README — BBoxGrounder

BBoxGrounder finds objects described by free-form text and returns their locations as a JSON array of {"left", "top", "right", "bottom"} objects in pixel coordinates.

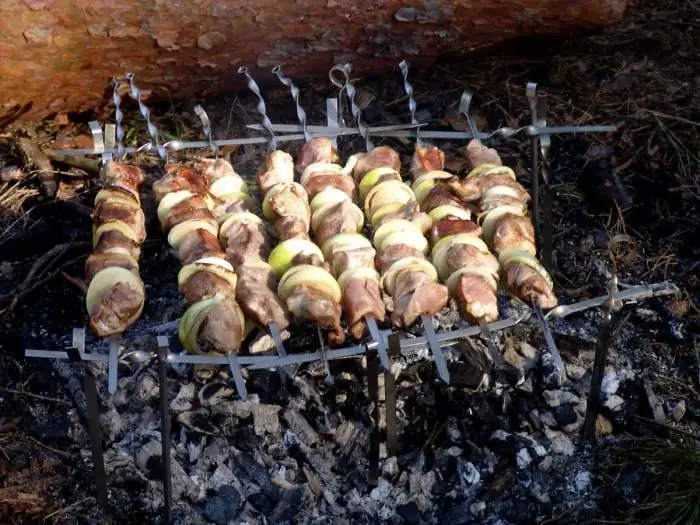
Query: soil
[{"left": 1, "top": 0, "right": 699, "bottom": 523}]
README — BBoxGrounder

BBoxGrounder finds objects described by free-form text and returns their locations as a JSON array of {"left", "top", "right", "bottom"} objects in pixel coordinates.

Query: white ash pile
[{"left": 41, "top": 294, "right": 689, "bottom": 525}]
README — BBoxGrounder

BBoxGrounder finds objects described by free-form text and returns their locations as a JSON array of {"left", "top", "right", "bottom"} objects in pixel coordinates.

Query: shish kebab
[
  {"left": 328, "top": 63, "right": 451, "bottom": 381},
  {"left": 396, "top": 61, "right": 506, "bottom": 369},
  {"left": 238, "top": 66, "right": 353, "bottom": 377},
  {"left": 125, "top": 73, "right": 249, "bottom": 395},
  {"left": 269, "top": 66, "right": 389, "bottom": 367}
]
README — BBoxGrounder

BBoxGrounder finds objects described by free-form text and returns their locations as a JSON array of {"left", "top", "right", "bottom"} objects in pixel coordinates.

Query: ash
[{"left": 37, "top": 291, "right": 675, "bottom": 525}]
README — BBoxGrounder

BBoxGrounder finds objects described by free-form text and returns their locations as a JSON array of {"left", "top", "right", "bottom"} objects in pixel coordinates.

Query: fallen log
[{"left": 0, "top": 0, "right": 628, "bottom": 125}]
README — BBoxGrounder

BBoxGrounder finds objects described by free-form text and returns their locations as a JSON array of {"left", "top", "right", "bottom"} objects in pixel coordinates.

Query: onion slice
[
  {"left": 277, "top": 264, "right": 342, "bottom": 303},
  {"left": 380, "top": 256, "right": 438, "bottom": 296},
  {"left": 177, "top": 257, "right": 238, "bottom": 289},
  {"left": 359, "top": 167, "right": 402, "bottom": 203},
  {"left": 157, "top": 190, "right": 195, "bottom": 227},
  {"left": 167, "top": 219, "right": 218, "bottom": 250},
  {"left": 337, "top": 267, "right": 381, "bottom": 294},
  {"left": 85, "top": 266, "right": 144, "bottom": 315},
  {"left": 428, "top": 204, "right": 471, "bottom": 222},
  {"left": 365, "top": 180, "right": 415, "bottom": 222},
  {"left": 268, "top": 238, "right": 324, "bottom": 277}
]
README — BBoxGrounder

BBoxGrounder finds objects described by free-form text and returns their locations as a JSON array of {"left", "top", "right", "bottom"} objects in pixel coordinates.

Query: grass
[
  {"left": 0, "top": 182, "right": 38, "bottom": 248},
  {"left": 607, "top": 438, "right": 700, "bottom": 525}
]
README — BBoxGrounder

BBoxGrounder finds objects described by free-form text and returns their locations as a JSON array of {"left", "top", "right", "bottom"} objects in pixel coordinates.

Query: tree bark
[{"left": 0, "top": 0, "right": 628, "bottom": 125}]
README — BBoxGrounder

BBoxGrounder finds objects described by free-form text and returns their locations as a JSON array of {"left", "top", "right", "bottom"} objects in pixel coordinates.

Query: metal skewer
[
  {"left": 330, "top": 62, "right": 394, "bottom": 373},
  {"left": 271, "top": 65, "right": 336, "bottom": 384},
  {"left": 236, "top": 66, "right": 293, "bottom": 381}
]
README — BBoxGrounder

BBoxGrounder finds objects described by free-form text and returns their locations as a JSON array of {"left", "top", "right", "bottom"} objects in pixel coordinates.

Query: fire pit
[{"left": 2, "top": 42, "right": 695, "bottom": 525}]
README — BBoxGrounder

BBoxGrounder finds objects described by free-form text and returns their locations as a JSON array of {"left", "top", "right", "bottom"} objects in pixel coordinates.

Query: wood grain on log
[{"left": 0, "top": 0, "right": 628, "bottom": 125}]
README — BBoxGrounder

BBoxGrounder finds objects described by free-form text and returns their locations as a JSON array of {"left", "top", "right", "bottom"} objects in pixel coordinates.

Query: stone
[
  {"left": 544, "top": 428, "right": 575, "bottom": 456},
  {"left": 1, "top": 0, "right": 629, "bottom": 123}
]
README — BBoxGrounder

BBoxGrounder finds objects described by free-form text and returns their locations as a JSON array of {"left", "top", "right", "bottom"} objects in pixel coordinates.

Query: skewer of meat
[
  {"left": 154, "top": 160, "right": 250, "bottom": 395},
  {"left": 435, "top": 93, "right": 564, "bottom": 378},
  {"left": 86, "top": 161, "right": 146, "bottom": 338},
  {"left": 294, "top": 137, "right": 387, "bottom": 343}
]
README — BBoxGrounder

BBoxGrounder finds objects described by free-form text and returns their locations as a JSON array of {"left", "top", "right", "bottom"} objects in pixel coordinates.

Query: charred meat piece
[
  {"left": 391, "top": 270, "right": 448, "bottom": 327},
  {"left": 464, "top": 140, "right": 503, "bottom": 169},
  {"left": 275, "top": 216, "right": 311, "bottom": 242},
  {"left": 93, "top": 199, "right": 146, "bottom": 243},
  {"left": 443, "top": 174, "right": 530, "bottom": 203},
  {"left": 352, "top": 146, "right": 402, "bottom": 183},
  {"left": 100, "top": 161, "right": 144, "bottom": 199},
  {"left": 454, "top": 273, "right": 499, "bottom": 324},
  {"left": 373, "top": 201, "right": 432, "bottom": 236},
  {"left": 286, "top": 285, "right": 344, "bottom": 344},
  {"left": 429, "top": 218, "right": 481, "bottom": 246},
  {"left": 236, "top": 265, "right": 291, "bottom": 331},
  {"left": 375, "top": 243, "right": 426, "bottom": 274},
  {"left": 303, "top": 173, "right": 357, "bottom": 202},
  {"left": 258, "top": 150, "right": 295, "bottom": 196},
  {"left": 343, "top": 277, "right": 385, "bottom": 339},
  {"left": 492, "top": 213, "right": 536, "bottom": 255},
  {"left": 504, "top": 264, "right": 558, "bottom": 309},
  {"left": 296, "top": 137, "right": 339, "bottom": 173},
  {"left": 178, "top": 229, "right": 227, "bottom": 265},
  {"left": 410, "top": 145, "right": 445, "bottom": 180},
  {"left": 180, "top": 269, "right": 237, "bottom": 304},
  {"left": 221, "top": 220, "right": 271, "bottom": 268},
  {"left": 89, "top": 281, "right": 145, "bottom": 337},
  {"left": 196, "top": 298, "right": 245, "bottom": 354}
]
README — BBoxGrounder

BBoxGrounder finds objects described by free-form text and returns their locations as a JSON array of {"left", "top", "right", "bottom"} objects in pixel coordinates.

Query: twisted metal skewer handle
[
  {"left": 329, "top": 63, "right": 374, "bottom": 152},
  {"left": 272, "top": 65, "right": 311, "bottom": 142},
  {"left": 194, "top": 104, "right": 219, "bottom": 159},
  {"left": 125, "top": 72, "right": 167, "bottom": 161},
  {"left": 112, "top": 78, "right": 125, "bottom": 162},
  {"left": 398, "top": 60, "right": 421, "bottom": 146},
  {"left": 238, "top": 66, "right": 276, "bottom": 151}
]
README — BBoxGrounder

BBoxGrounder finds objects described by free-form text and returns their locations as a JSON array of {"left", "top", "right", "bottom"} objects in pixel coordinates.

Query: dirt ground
[{"left": 1, "top": 0, "right": 699, "bottom": 523}]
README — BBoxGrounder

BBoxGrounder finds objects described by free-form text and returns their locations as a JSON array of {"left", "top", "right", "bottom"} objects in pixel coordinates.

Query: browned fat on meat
[
  {"left": 373, "top": 201, "right": 432, "bottom": 236},
  {"left": 329, "top": 245, "right": 376, "bottom": 277},
  {"left": 161, "top": 194, "right": 211, "bottom": 231},
  {"left": 180, "top": 269, "right": 237, "bottom": 304},
  {"left": 196, "top": 298, "right": 245, "bottom": 355},
  {"left": 266, "top": 184, "right": 311, "bottom": 231},
  {"left": 420, "top": 185, "right": 465, "bottom": 213},
  {"left": 221, "top": 221, "right": 271, "bottom": 268},
  {"left": 443, "top": 174, "right": 531, "bottom": 203},
  {"left": 153, "top": 164, "right": 213, "bottom": 202},
  {"left": 275, "top": 216, "right": 311, "bottom": 242},
  {"left": 210, "top": 197, "right": 249, "bottom": 221},
  {"left": 492, "top": 213, "right": 536, "bottom": 256},
  {"left": 429, "top": 218, "right": 481, "bottom": 245},
  {"left": 100, "top": 161, "right": 144, "bottom": 199},
  {"left": 236, "top": 265, "right": 291, "bottom": 331},
  {"left": 314, "top": 200, "right": 361, "bottom": 247},
  {"left": 441, "top": 244, "right": 499, "bottom": 284},
  {"left": 464, "top": 140, "right": 504, "bottom": 169},
  {"left": 391, "top": 269, "right": 449, "bottom": 327},
  {"left": 93, "top": 200, "right": 146, "bottom": 243},
  {"left": 286, "top": 285, "right": 345, "bottom": 345},
  {"left": 295, "top": 137, "right": 339, "bottom": 173},
  {"left": 410, "top": 145, "right": 445, "bottom": 180},
  {"left": 343, "top": 277, "right": 386, "bottom": 339},
  {"left": 257, "top": 150, "right": 295, "bottom": 196},
  {"left": 291, "top": 252, "right": 327, "bottom": 271},
  {"left": 375, "top": 244, "right": 426, "bottom": 274},
  {"left": 351, "top": 146, "right": 401, "bottom": 182},
  {"left": 89, "top": 280, "right": 145, "bottom": 337},
  {"left": 85, "top": 252, "right": 139, "bottom": 284},
  {"left": 302, "top": 173, "right": 357, "bottom": 202},
  {"left": 177, "top": 229, "right": 227, "bottom": 265},
  {"left": 93, "top": 229, "right": 140, "bottom": 259},
  {"left": 504, "top": 264, "right": 558, "bottom": 309},
  {"left": 454, "top": 273, "right": 499, "bottom": 324}
]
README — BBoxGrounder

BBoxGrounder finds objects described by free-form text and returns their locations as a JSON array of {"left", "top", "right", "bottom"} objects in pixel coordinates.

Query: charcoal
[
  {"left": 252, "top": 403, "right": 282, "bottom": 436},
  {"left": 283, "top": 409, "right": 319, "bottom": 447},
  {"left": 270, "top": 486, "right": 310, "bottom": 523},
  {"left": 203, "top": 485, "right": 242, "bottom": 525},
  {"left": 234, "top": 451, "right": 280, "bottom": 500}
]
